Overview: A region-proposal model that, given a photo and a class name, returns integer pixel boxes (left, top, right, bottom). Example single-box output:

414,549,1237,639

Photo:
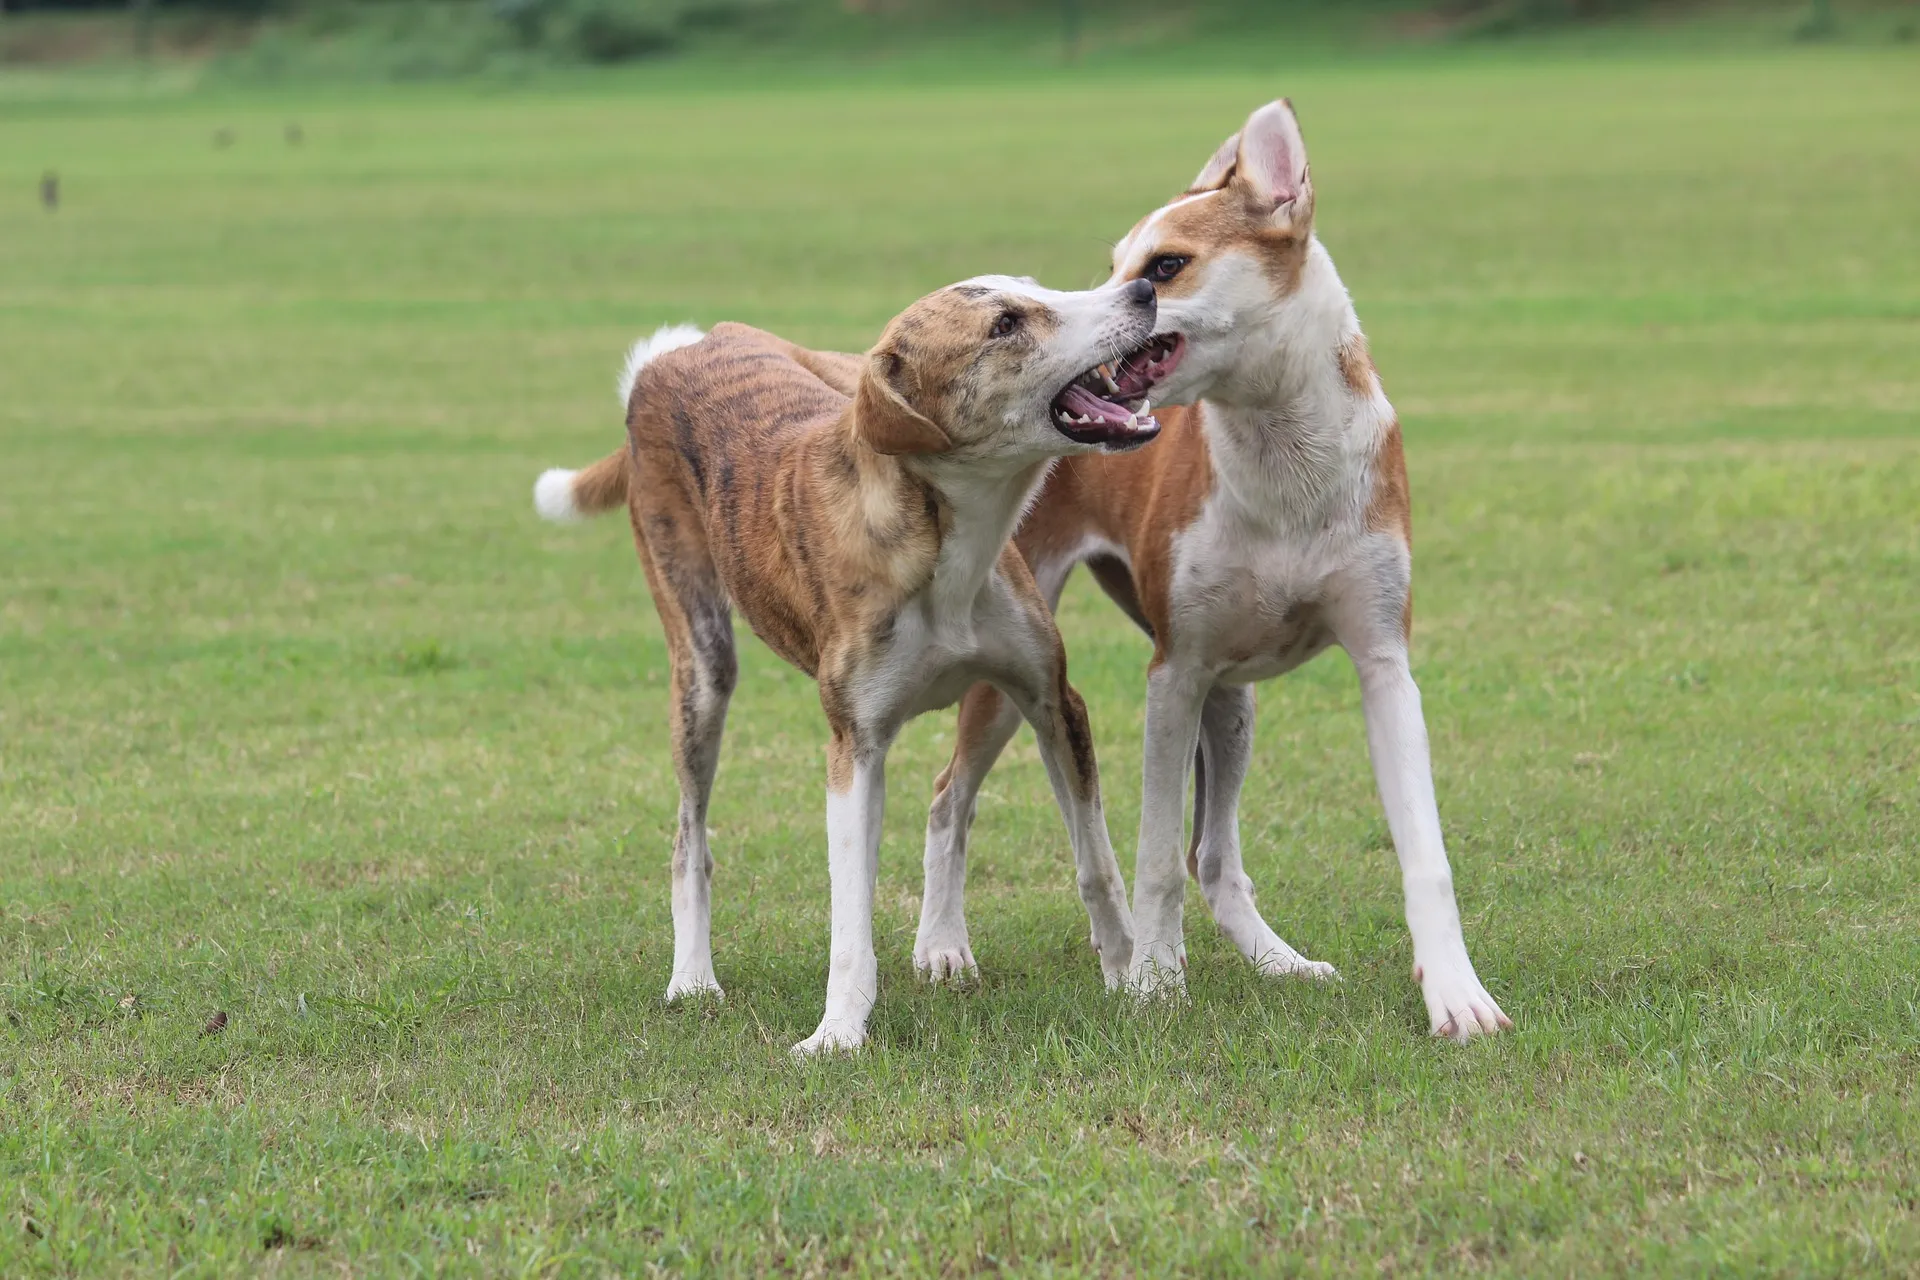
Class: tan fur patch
1365,418,1411,543
1338,333,1377,398
1119,185,1310,299
1002,545,1101,802
936,683,1009,799
852,360,952,456
823,446,943,603
570,448,630,515
825,732,855,793
1017,401,1214,659
1365,419,1414,642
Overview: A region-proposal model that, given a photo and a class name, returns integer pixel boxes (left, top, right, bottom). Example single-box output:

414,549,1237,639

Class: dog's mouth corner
1049,333,1186,451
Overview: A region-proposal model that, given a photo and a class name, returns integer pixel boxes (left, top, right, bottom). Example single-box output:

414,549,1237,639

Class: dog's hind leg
916,554,1078,981
915,683,1021,981
628,477,738,1003
1331,557,1509,1040
999,663,1133,991
1127,660,1208,997
1191,684,1337,981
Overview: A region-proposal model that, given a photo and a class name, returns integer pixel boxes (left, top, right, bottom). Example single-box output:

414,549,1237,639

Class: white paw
790,1022,866,1059
1124,946,1188,1001
913,936,977,983
1416,961,1511,1042
664,972,723,1003
1092,925,1136,989
1255,950,1340,982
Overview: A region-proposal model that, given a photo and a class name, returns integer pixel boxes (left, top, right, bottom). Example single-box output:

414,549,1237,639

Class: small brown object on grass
203,1011,229,1036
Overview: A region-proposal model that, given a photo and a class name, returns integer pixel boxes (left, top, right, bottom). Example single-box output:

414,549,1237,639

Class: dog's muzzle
1049,332,1187,452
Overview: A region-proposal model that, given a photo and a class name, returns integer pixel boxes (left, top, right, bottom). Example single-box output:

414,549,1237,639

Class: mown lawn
1,46,1917,1277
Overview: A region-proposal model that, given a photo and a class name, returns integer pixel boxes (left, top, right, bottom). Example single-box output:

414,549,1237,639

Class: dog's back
629,322,848,507
622,323,857,677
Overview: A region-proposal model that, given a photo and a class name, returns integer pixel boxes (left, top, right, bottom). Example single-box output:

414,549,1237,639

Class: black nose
1123,278,1155,308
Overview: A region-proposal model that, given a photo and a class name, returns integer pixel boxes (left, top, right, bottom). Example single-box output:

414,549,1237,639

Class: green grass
3,43,1918,1277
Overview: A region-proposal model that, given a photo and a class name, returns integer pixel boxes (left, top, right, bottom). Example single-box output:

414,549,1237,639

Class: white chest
848,579,1042,726
1167,512,1352,684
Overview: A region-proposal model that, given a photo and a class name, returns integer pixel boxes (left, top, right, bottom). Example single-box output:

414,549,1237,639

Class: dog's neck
914,452,1052,620
831,438,1049,623
1198,238,1393,533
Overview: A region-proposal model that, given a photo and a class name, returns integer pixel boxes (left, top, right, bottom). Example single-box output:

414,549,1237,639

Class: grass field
3,42,1919,1277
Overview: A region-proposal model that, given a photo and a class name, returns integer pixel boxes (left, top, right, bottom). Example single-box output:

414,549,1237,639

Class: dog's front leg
794,725,889,1058
1000,677,1133,989
1127,661,1209,997
1344,636,1511,1042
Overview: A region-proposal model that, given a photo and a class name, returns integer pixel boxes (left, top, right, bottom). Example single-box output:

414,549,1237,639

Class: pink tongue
1057,383,1131,423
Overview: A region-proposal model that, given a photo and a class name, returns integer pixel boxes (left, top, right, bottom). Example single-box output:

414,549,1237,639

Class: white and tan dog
917,101,1512,1040
534,275,1184,1055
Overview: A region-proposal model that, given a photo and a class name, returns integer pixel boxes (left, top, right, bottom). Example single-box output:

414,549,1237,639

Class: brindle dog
536,275,1184,1055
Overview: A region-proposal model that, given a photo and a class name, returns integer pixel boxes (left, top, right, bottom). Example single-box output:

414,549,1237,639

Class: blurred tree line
0,0,1689,19
0,0,1870,69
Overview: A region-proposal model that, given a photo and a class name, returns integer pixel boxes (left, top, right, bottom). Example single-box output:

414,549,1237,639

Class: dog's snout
1123,278,1155,308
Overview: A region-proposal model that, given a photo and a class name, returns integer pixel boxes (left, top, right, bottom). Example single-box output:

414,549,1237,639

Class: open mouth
1049,334,1186,450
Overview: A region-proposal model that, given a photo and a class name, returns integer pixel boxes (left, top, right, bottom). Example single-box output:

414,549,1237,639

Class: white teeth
1140,398,1152,414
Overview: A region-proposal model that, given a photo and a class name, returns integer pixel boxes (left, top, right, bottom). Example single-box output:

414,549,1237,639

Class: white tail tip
534,468,582,524
618,323,706,406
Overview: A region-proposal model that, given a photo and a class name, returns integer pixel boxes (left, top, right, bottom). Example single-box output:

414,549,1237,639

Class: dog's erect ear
1190,129,1241,193
1233,99,1312,221
852,352,952,456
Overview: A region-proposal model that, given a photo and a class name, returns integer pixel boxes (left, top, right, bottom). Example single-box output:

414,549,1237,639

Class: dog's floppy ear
852,351,952,456
1233,99,1312,222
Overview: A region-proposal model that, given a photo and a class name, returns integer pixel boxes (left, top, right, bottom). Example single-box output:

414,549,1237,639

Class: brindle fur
542,278,1157,1054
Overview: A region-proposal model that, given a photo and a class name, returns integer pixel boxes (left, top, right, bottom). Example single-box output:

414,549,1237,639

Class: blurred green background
0,0,1915,83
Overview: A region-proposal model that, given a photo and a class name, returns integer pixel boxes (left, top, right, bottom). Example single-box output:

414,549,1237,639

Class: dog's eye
1144,255,1191,284
989,311,1021,339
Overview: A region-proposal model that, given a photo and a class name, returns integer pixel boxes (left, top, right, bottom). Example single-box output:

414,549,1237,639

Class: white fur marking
794,777,883,1057
617,323,707,406
1116,189,1223,270
534,468,582,524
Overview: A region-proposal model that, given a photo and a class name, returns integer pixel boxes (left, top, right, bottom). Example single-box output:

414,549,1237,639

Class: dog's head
850,274,1183,462
1107,99,1317,407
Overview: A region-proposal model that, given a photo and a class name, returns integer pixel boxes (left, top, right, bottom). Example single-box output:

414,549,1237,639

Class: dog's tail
532,323,707,525
534,450,629,524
